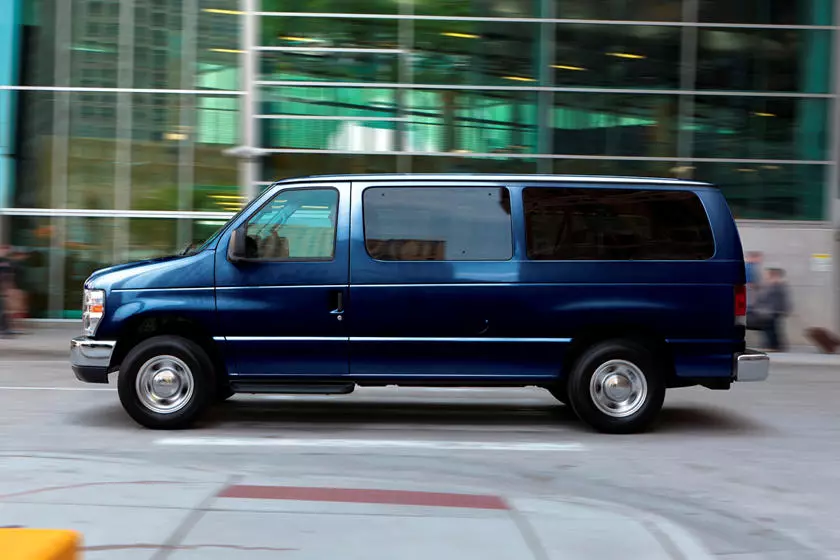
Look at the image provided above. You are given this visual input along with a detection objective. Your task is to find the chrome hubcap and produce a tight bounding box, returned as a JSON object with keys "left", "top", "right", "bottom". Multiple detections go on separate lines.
{"left": 136, "top": 355, "right": 194, "bottom": 414}
{"left": 590, "top": 359, "right": 648, "bottom": 418}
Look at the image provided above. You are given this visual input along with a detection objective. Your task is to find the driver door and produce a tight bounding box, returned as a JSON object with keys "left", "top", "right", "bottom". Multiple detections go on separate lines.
{"left": 214, "top": 183, "right": 350, "bottom": 378}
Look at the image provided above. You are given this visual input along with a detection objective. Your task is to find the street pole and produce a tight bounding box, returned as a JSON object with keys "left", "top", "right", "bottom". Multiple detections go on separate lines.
{"left": 240, "top": 0, "right": 258, "bottom": 202}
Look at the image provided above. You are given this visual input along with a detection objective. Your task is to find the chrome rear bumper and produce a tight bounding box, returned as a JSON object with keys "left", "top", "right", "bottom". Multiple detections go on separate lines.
{"left": 734, "top": 350, "right": 770, "bottom": 382}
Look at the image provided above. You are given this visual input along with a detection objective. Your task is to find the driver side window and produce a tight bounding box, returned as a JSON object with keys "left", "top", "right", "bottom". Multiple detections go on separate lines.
{"left": 244, "top": 188, "right": 338, "bottom": 261}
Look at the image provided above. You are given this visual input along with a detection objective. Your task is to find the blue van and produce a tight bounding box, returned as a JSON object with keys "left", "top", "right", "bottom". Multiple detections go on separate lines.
{"left": 70, "top": 174, "right": 768, "bottom": 433}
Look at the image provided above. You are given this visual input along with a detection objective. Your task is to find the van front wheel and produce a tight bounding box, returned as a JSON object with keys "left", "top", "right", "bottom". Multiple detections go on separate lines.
{"left": 117, "top": 336, "right": 214, "bottom": 429}
{"left": 567, "top": 340, "right": 665, "bottom": 434}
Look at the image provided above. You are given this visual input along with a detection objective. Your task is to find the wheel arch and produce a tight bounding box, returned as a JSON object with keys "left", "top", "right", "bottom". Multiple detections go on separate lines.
{"left": 562, "top": 324, "right": 675, "bottom": 384}
{"left": 108, "top": 314, "right": 227, "bottom": 383}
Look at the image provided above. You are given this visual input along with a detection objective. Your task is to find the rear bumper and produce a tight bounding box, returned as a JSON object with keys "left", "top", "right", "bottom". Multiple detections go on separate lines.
{"left": 70, "top": 337, "right": 116, "bottom": 384}
{"left": 734, "top": 350, "right": 770, "bottom": 382}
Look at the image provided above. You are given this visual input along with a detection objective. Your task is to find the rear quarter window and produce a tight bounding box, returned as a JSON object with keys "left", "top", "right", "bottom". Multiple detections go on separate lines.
{"left": 523, "top": 187, "right": 715, "bottom": 261}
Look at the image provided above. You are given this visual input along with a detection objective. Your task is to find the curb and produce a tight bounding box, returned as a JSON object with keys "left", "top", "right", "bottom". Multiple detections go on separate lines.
{"left": 770, "top": 354, "right": 840, "bottom": 367}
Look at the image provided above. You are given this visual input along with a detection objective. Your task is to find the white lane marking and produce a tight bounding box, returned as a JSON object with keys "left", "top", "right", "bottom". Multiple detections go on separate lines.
{"left": 0, "top": 360, "right": 69, "bottom": 364}
{"left": 155, "top": 437, "right": 584, "bottom": 452}
{"left": 0, "top": 386, "right": 115, "bottom": 392}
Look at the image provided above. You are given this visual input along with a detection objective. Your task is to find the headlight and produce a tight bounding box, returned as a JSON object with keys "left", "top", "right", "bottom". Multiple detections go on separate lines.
{"left": 82, "top": 289, "right": 105, "bottom": 337}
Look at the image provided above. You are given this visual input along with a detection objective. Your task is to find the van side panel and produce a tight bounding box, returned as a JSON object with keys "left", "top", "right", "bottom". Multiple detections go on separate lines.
{"left": 347, "top": 181, "right": 742, "bottom": 383}
{"left": 515, "top": 185, "right": 744, "bottom": 381}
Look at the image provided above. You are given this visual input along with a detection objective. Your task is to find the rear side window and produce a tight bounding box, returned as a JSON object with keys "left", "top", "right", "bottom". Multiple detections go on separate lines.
{"left": 523, "top": 187, "right": 715, "bottom": 261}
{"left": 364, "top": 187, "right": 513, "bottom": 261}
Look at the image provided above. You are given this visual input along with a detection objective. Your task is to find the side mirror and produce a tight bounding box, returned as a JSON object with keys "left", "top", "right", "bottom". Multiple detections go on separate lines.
{"left": 228, "top": 226, "right": 248, "bottom": 262}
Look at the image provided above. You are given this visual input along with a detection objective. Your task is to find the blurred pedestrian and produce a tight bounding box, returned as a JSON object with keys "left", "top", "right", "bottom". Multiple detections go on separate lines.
{"left": 753, "top": 268, "right": 791, "bottom": 352}
{"left": 5, "top": 249, "right": 28, "bottom": 334}
{"left": 745, "top": 250, "right": 763, "bottom": 300}
{"left": 0, "top": 245, "right": 11, "bottom": 336}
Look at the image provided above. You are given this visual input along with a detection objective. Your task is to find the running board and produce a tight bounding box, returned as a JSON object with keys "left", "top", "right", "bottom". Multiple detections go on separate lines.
{"left": 230, "top": 382, "right": 355, "bottom": 395}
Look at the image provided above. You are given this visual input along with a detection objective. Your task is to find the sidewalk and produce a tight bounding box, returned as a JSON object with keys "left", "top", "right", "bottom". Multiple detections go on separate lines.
{"left": 0, "top": 455, "right": 712, "bottom": 560}
{"left": 1, "top": 322, "right": 838, "bottom": 367}
{"left": 0, "top": 322, "right": 77, "bottom": 360}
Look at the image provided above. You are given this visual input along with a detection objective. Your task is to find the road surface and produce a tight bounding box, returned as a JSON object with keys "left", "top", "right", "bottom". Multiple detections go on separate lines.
{"left": 0, "top": 357, "right": 838, "bottom": 559}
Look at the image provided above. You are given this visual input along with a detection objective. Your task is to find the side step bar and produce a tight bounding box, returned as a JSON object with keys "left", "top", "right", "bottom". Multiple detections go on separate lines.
{"left": 230, "top": 382, "right": 355, "bottom": 395}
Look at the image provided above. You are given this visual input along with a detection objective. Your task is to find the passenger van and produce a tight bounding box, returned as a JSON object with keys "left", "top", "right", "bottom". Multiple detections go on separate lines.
{"left": 70, "top": 174, "right": 769, "bottom": 433}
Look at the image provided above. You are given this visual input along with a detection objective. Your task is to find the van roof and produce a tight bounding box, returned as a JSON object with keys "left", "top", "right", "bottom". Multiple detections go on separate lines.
{"left": 275, "top": 173, "right": 712, "bottom": 187}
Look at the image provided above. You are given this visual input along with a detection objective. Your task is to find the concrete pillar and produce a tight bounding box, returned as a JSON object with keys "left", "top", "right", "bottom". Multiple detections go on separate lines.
{"left": 0, "top": 0, "right": 22, "bottom": 242}
{"left": 797, "top": 0, "right": 832, "bottom": 220}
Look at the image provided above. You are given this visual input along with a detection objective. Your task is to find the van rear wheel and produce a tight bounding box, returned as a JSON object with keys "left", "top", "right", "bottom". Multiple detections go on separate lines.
{"left": 117, "top": 335, "right": 214, "bottom": 429}
{"left": 567, "top": 339, "right": 665, "bottom": 434}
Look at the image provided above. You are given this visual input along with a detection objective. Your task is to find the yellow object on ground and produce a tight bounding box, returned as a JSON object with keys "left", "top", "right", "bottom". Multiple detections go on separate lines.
{"left": 0, "top": 529, "right": 80, "bottom": 560}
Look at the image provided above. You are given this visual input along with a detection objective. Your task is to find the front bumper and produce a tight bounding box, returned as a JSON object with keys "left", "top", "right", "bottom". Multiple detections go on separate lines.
{"left": 734, "top": 350, "right": 770, "bottom": 382}
{"left": 70, "top": 337, "right": 116, "bottom": 384}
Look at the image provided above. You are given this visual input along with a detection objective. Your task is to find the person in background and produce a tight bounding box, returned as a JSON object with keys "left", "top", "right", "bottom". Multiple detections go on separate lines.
{"left": 744, "top": 251, "right": 764, "bottom": 333}
{"left": 6, "top": 249, "right": 28, "bottom": 335}
{"left": 0, "top": 245, "right": 11, "bottom": 336}
{"left": 755, "top": 267, "right": 791, "bottom": 352}
{"left": 745, "top": 251, "right": 763, "bottom": 290}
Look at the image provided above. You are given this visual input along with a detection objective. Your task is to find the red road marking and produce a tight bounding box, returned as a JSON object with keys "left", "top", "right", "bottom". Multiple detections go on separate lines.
{"left": 218, "top": 485, "right": 508, "bottom": 510}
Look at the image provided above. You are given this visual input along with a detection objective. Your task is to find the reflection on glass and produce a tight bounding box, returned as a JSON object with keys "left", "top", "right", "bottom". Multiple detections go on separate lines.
{"left": 696, "top": 28, "right": 832, "bottom": 93}
{"left": 554, "top": 0, "right": 684, "bottom": 21}
{"left": 691, "top": 96, "right": 828, "bottom": 161}
{"left": 410, "top": 155, "right": 537, "bottom": 174}
{"left": 68, "top": 93, "right": 118, "bottom": 209}
{"left": 260, "top": 16, "right": 398, "bottom": 50}
{"left": 260, "top": 0, "right": 398, "bottom": 14}
{"left": 244, "top": 188, "right": 338, "bottom": 260}
{"left": 128, "top": 217, "right": 231, "bottom": 262}
{"left": 9, "top": 216, "right": 60, "bottom": 318}
{"left": 553, "top": 25, "right": 681, "bottom": 89}
{"left": 263, "top": 118, "right": 401, "bottom": 151}
{"left": 552, "top": 158, "right": 678, "bottom": 178}
{"left": 415, "top": 0, "right": 539, "bottom": 17}
{"left": 405, "top": 90, "right": 538, "bottom": 154}
{"left": 71, "top": 3, "right": 120, "bottom": 89}
{"left": 14, "top": 93, "right": 63, "bottom": 208}
{"left": 694, "top": 163, "right": 825, "bottom": 220}
{"left": 364, "top": 187, "right": 513, "bottom": 261}
{"left": 261, "top": 153, "right": 397, "bottom": 181}
{"left": 261, "top": 86, "right": 398, "bottom": 118}
{"left": 198, "top": 1, "right": 243, "bottom": 90}
{"left": 552, "top": 93, "right": 680, "bottom": 158}
{"left": 260, "top": 51, "right": 400, "bottom": 83}
{"left": 413, "top": 22, "right": 540, "bottom": 86}
{"left": 130, "top": 93, "right": 182, "bottom": 211}
{"left": 698, "top": 0, "right": 833, "bottom": 25}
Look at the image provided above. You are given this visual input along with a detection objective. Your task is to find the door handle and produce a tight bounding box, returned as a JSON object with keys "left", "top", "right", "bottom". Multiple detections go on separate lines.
{"left": 331, "top": 291, "right": 344, "bottom": 315}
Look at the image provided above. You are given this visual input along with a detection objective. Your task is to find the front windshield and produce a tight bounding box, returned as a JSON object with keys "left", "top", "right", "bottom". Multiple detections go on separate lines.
{"left": 182, "top": 192, "right": 269, "bottom": 256}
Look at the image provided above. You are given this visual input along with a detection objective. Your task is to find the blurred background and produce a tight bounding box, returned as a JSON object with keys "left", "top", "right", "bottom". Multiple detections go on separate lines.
{"left": 0, "top": 0, "right": 836, "bottom": 346}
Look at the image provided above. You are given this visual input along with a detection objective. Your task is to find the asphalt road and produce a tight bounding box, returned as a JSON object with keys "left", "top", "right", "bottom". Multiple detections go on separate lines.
{"left": 1, "top": 358, "right": 839, "bottom": 559}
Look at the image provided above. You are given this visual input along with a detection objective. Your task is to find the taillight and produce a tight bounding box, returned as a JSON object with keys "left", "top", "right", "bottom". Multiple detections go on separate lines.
{"left": 734, "top": 284, "right": 747, "bottom": 325}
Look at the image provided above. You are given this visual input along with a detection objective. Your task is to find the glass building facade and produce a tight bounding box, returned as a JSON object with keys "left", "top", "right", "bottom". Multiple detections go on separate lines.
{"left": 0, "top": 0, "right": 837, "bottom": 317}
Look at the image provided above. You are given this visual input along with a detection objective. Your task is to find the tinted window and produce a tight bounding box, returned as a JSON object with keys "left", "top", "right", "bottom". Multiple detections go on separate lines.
{"left": 244, "top": 188, "right": 338, "bottom": 260}
{"left": 364, "top": 187, "right": 513, "bottom": 261}
{"left": 524, "top": 187, "right": 715, "bottom": 261}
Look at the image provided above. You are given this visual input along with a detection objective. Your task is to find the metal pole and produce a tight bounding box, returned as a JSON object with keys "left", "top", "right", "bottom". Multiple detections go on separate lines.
{"left": 241, "top": 0, "right": 259, "bottom": 201}
{"left": 178, "top": 0, "right": 198, "bottom": 250}
{"left": 828, "top": 0, "right": 840, "bottom": 333}
{"left": 537, "top": 0, "right": 555, "bottom": 174}
{"left": 113, "top": 0, "right": 135, "bottom": 264}
{"left": 676, "top": 0, "right": 698, "bottom": 179}
{"left": 48, "top": 0, "right": 72, "bottom": 318}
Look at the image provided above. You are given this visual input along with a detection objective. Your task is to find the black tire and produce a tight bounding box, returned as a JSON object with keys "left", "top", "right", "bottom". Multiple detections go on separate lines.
{"left": 117, "top": 335, "right": 214, "bottom": 429}
{"left": 566, "top": 339, "right": 665, "bottom": 434}
{"left": 547, "top": 382, "right": 569, "bottom": 404}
